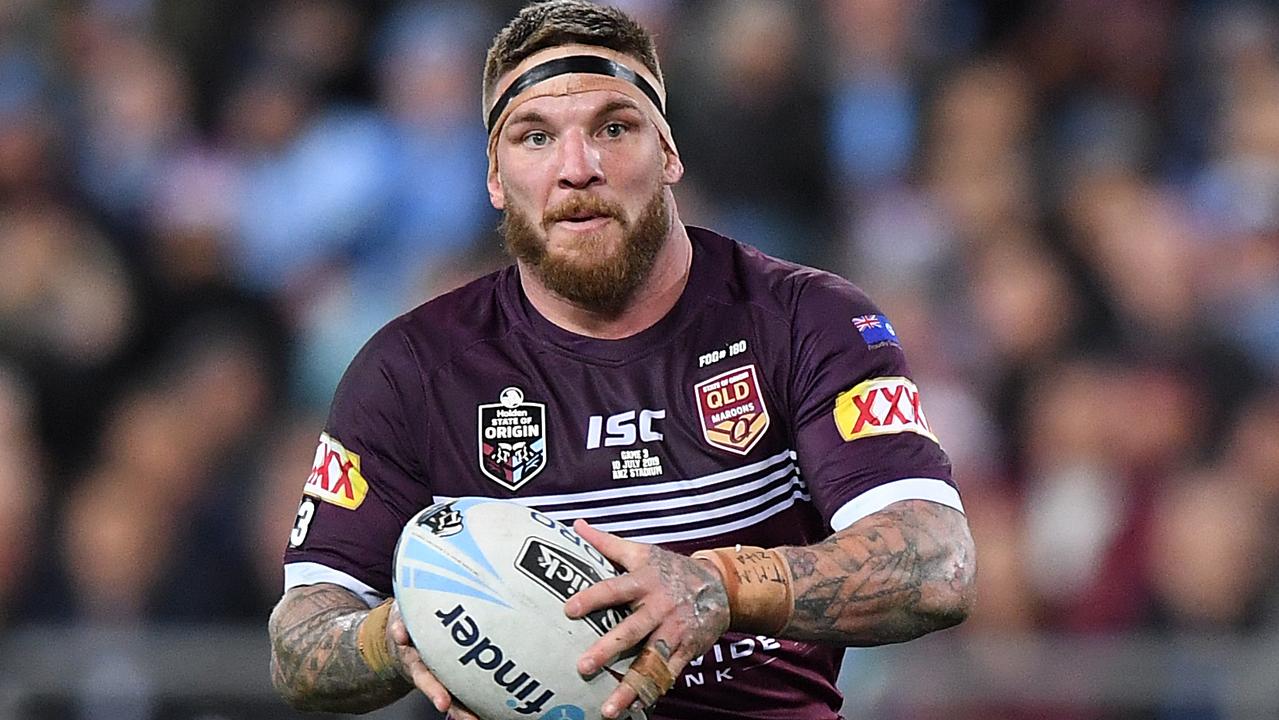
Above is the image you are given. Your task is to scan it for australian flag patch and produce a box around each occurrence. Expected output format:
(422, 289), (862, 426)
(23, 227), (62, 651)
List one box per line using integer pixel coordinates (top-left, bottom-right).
(852, 314), (900, 348)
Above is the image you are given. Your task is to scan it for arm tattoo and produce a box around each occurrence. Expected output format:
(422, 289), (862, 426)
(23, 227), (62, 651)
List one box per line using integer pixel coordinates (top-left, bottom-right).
(268, 583), (413, 712)
(779, 500), (976, 645)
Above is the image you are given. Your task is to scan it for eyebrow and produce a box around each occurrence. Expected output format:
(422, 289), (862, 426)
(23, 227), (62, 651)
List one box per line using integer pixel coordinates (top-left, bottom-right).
(505, 109), (548, 128)
(503, 99), (645, 133)
(596, 99), (643, 118)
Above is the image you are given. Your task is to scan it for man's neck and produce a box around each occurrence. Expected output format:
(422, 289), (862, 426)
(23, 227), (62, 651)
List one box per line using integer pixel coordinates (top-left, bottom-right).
(519, 221), (693, 340)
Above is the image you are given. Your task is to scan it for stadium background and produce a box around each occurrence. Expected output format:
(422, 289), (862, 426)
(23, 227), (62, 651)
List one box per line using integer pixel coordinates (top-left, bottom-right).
(2, 0), (1278, 718)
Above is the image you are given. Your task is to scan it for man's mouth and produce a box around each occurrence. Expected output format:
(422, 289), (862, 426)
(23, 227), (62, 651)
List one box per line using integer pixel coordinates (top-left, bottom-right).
(554, 213), (612, 230)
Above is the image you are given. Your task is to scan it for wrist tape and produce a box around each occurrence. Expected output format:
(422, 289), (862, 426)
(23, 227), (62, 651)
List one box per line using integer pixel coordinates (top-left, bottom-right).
(691, 546), (794, 635)
(357, 599), (400, 681)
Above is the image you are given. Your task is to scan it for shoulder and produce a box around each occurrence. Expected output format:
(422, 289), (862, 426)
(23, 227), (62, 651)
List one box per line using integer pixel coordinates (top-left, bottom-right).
(693, 227), (879, 324)
(368, 265), (518, 372)
(334, 266), (518, 400)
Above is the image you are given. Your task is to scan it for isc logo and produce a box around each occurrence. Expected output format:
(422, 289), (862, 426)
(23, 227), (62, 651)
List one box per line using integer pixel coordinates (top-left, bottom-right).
(585, 409), (665, 450)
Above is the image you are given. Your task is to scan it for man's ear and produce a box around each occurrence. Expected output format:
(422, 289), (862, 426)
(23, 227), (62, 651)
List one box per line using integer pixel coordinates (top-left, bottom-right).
(661, 146), (684, 185)
(487, 164), (505, 209)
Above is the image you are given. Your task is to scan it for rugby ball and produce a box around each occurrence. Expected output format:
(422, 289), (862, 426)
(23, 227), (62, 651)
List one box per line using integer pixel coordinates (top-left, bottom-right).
(393, 497), (644, 720)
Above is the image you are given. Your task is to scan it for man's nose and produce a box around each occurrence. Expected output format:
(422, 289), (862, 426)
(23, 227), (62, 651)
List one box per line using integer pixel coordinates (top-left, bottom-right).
(557, 130), (603, 189)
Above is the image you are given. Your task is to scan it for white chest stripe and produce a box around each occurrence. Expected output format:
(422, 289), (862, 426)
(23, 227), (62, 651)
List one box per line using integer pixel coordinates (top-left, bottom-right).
(501, 447), (796, 507)
(434, 448), (806, 544)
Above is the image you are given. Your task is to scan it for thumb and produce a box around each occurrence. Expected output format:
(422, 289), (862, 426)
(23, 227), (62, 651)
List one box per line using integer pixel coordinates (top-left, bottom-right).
(388, 602), (412, 646)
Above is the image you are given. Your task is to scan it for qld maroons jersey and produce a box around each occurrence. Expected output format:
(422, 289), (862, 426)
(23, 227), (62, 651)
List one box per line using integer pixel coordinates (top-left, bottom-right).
(283, 227), (962, 720)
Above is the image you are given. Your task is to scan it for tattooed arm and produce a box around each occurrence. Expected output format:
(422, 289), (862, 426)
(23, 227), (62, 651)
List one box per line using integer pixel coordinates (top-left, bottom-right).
(565, 500), (974, 718)
(268, 583), (476, 717)
(268, 584), (409, 712)
(779, 499), (976, 645)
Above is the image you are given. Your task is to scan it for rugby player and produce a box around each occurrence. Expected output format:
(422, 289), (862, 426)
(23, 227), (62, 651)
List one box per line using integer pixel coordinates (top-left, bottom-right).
(270, 2), (976, 718)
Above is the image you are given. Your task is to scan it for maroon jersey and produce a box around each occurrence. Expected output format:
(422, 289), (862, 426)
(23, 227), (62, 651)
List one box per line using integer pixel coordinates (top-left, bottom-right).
(284, 227), (961, 720)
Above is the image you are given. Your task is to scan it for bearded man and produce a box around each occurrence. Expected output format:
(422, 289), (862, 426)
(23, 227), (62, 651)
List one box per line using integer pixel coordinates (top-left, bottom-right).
(269, 2), (976, 719)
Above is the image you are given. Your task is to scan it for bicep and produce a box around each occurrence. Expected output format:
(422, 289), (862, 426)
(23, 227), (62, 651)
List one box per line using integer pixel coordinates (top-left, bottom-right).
(828, 499), (974, 570)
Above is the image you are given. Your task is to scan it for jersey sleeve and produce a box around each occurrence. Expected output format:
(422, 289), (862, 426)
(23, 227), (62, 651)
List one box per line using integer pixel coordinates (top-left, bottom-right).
(789, 275), (960, 532)
(282, 320), (434, 605)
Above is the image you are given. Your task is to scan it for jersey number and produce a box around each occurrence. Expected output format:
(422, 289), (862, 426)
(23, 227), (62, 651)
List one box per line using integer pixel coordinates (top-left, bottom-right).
(290, 498), (316, 547)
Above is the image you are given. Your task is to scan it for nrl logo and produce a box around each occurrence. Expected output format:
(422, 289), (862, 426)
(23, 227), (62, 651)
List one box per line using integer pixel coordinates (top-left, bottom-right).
(416, 501), (464, 537)
(478, 386), (547, 491)
(694, 364), (771, 455)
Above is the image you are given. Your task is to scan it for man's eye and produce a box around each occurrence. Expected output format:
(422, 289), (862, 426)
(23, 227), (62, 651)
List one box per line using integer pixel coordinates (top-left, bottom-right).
(603, 122), (627, 138)
(523, 131), (550, 147)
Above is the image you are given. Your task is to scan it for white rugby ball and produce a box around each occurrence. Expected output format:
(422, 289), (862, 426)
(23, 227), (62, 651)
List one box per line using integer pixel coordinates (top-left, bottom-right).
(393, 497), (644, 720)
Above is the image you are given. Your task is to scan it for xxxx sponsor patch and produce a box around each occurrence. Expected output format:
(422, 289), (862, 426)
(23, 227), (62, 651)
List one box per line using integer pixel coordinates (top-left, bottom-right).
(833, 376), (938, 444)
(305, 432), (369, 509)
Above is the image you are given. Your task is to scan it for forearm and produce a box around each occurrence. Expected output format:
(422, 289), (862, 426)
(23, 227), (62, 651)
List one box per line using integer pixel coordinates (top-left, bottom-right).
(778, 500), (976, 645)
(268, 583), (413, 712)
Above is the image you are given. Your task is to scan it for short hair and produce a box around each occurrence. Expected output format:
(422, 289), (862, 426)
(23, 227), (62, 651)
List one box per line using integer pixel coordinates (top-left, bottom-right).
(483, 0), (663, 112)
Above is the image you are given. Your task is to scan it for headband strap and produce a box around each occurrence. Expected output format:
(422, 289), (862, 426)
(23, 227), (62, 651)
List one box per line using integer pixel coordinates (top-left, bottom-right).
(486, 55), (665, 133)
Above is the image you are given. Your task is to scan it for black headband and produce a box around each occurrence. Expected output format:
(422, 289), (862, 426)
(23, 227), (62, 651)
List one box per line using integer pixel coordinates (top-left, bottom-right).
(486, 55), (665, 133)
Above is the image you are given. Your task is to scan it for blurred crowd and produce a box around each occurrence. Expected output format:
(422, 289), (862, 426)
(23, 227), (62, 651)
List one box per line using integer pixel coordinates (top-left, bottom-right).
(1, 0), (1278, 716)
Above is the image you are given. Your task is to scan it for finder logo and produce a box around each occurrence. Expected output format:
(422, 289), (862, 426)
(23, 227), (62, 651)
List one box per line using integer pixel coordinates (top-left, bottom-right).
(435, 604), (556, 715)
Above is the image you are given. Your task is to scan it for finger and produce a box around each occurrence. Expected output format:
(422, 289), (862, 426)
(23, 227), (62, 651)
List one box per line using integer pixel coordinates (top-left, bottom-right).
(611, 639), (677, 719)
(446, 701), (481, 720)
(574, 519), (648, 570)
(601, 680), (640, 720)
(565, 570), (647, 619)
(387, 601), (415, 648)
(397, 644), (451, 713)
(577, 604), (660, 675)
(442, 705), (478, 720)
(389, 616), (412, 646)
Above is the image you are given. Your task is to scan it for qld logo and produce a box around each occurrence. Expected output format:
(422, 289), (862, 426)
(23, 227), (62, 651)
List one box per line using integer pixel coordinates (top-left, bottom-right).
(694, 364), (770, 455)
(478, 387), (547, 491)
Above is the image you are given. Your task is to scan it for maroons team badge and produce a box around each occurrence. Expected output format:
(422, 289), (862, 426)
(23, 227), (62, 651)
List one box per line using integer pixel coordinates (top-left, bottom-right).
(478, 386), (547, 491)
(694, 364), (770, 455)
